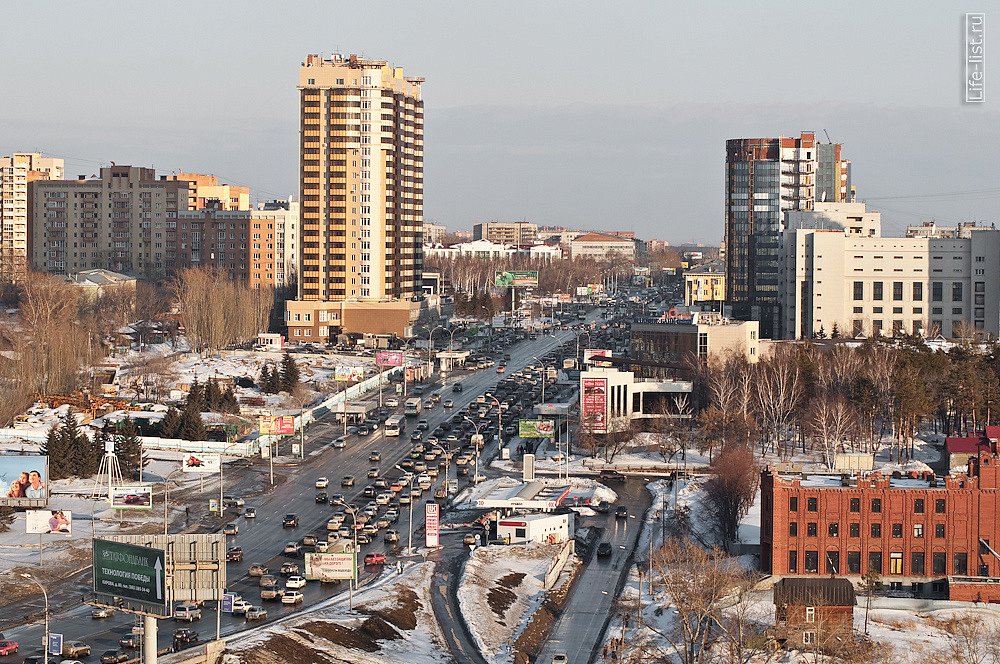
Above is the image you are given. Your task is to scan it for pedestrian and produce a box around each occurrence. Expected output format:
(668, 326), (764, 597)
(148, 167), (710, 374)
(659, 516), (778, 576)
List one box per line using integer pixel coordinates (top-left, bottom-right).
(185, 506), (190, 523)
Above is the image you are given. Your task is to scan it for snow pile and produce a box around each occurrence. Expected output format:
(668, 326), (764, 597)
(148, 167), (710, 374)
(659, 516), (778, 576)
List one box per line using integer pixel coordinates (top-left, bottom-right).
(457, 542), (559, 663)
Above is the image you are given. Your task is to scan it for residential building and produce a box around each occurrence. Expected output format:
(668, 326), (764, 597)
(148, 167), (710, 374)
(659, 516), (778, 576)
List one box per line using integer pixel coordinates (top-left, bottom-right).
(905, 221), (995, 239)
(781, 212), (1000, 340)
(65, 269), (137, 305)
(646, 239), (670, 252)
(166, 173), (251, 211)
(473, 221), (538, 246)
(254, 198), (299, 289)
(423, 239), (562, 261)
(31, 166), (190, 278)
(684, 258), (726, 307)
(725, 132), (842, 338)
(288, 53), (425, 340)
(538, 226), (584, 245)
(569, 232), (636, 261)
(631, 313), (760, 375)
(760, 444), (1000, 601)
(816, 142), (852, 204)
(773, 578), (855, 651)
(169, 209), (253, 283)
(945, 427), (1000, 472)
(422, 221), (448, 244)
(1, 152), (64, 281)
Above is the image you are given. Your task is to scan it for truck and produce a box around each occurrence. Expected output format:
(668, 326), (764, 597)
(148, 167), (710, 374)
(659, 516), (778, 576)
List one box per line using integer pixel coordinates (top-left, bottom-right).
(404, 397), (422, 416)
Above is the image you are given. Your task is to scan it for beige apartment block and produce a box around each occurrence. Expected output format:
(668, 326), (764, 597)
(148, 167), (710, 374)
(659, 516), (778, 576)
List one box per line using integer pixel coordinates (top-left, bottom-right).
(254, 198), (299, 289)
(569, 232), (636, 261)
(1, 152), (64, 281)
(473, 221), (537, 246)
(289, 53), (425, 339)
(167, 173), (251, 210)
(684, 258), (726, 306)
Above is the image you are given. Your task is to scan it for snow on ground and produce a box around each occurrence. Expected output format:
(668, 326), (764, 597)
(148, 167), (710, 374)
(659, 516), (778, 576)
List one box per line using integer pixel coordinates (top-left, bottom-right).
(453, 475), (617, 512)
(223, 561), (449, 664)
(457, 542), (559, 664)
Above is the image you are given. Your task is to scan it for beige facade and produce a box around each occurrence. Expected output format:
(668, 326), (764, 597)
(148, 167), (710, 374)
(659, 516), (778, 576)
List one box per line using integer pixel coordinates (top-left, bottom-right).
(422, 221), (447, 244)
(684, 259), (725, 306)
(254, 198), (299, 289)
(167, 173), (251, 210)
(473, 221), (537, 246)
(631, 314), (761, 372)
(569, 232), (636, 261)
(785, 201), (880, 237)
(1, 152), (64, 281)
(290, 53), (424, 339)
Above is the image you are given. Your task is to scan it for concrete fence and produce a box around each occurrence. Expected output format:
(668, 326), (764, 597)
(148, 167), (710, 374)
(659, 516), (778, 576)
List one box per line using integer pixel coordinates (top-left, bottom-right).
(544, 540), (576, 589)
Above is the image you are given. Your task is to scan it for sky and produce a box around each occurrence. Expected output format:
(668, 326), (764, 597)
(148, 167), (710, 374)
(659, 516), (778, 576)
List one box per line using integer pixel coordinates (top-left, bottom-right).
(1, 1), (996, 243)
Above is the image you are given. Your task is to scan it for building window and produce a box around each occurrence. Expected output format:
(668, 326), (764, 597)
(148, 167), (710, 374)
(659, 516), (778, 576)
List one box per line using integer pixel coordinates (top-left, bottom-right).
(789, 550), (798, 573)
(935, 523), (946, 538)
(853, 281), (864, 300)
(789, 497), (798, 512)
(914, 499), (924, 514)
(955, 553), (968, 575)
(828, 522), (839, 537)
(850, 498), (860, 513)
(807, 522), (818, 537)
(932, 282), (943, 302)
(890, 552), (903, 575)
(913, 282), (923, 301)
(869, 552), (883, 574)
(975, 281), (986, 293)
(805, 606), (815, 624)
(848, 551), (862, 574)
(912, 552), (925, 575)
(789, 522), (798, 536)
(893, 282), (903, 301)
(807, 497), (817, 512)
(871, 523), (882, 538)
(826, 551), (840, 574)
(933, 552), (947, 575)
(892, 523), (903, 538)
(805, 551), (819, 573)
(953, 282), (964, 302)
(850, 522), (860, 537)
(873, 282), (884, 300)
(935, 499), (946, 513)
(871, 499), (882, 513)
(803, 631), (815, 646)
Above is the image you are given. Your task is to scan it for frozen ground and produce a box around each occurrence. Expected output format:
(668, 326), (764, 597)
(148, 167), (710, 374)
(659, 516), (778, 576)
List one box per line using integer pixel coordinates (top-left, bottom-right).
(453, 476), (617, 511)
(223, 561), (450, 664)
(457, 542), (560, 664)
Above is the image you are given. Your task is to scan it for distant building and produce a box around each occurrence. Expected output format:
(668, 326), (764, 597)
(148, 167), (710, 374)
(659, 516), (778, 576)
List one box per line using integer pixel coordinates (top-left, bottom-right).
(254, 198), (299, 289)
(170, 209), (255, 283)
(816, 142), (853, 204)
(905, 221), (995, 239)
(473, 221), (537, 246)
(422, 222), (448, 244)
(646, 239), (670, 252)
(684, 259), (725, 307)
(579, 366), (693, 434)
(423, 239), (562, 261)
(66, 269), (137, 303)
(166, 173), (251, 211)
(631, 313), (760, 370)
(1, 152), (64, 282)
(569, 232), (636, 261)
(497, 512), (574, 545)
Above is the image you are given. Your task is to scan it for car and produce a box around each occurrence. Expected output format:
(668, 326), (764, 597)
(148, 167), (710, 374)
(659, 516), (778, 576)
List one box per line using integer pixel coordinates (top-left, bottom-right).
(0, 641), (17, 656)
(443, 399), (454, 408)
(259, 574), (278, 588)
(398, 494), (411, 506)
(597, 542), (614, 558)
(280, 561), (300, 575)
(172, 629), (199, 646)
(341, 475), (355, 487)
(222, 495), (245, 508)
(599, 470), (627, 484)
(245, 606), (267, 621)
(452, 382), (464, 392)
(281, 591), (304, 605)
(260, 588), (285, 601)
(232, 598), (253, 615)
(367, 467), (380, 479)
(248, 563), (268, 577)
(282, 514), (299, 528)
(399, 458), (415, 470)
(315, 491), (329, 504)
(615, 506), (628, 519)
(593, 501), (611, 514)
(99, 650), (130, 664)
(373, 477), (389, 489)
(302, 533), (319, 546)
(91, 607), (115, 619)
(282, 542), (302, 557)
(244, 507), (257, 518)
(285, 575), (307, 589)
(223, 522), (239, 536)
(463, 533), (479, 545)
(385, 397), (399, 407)
(496, 365), (506, 373)
(356, 533), (373, 545)
(423, 400), (435, 410)
(369, 450), (382, 462)
(315, 540), (330, 552)
(364, 552), (386, 565)
(315, 477), (330, 489)
(226, 546), (244, 562)
(333, 436), (348, 449)
(375, 492), (393, 505)
(384, 530), (400, 543)
(362, 524), (378, 536)
(174, 604), (202, 621)
(552, 654), (569, 664)
(409, 431), (423, 442)
(327, 516), (344, 531)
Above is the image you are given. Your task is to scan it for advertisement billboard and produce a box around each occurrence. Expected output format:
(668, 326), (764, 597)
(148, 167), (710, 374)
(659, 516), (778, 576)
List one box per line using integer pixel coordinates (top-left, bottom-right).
(110, 485), (153, 510)
(583, 349), (612, 366)
(518, 419), (556, 438)
(304, 552), (356, 581)
(182, 452), (221, 474)
(93, 538), (166, 606)
(575, 286), (591, 297)
(375, 350), (404, 367)
(0, 455), (48, 507)
(494, 270), (539, 288)
(558, 293), (572, 302)
(103, 533), (227, 603)
(581, 377), (608, 433)
(425, 502), (441, 548)
(334, 366), (365, 382)
(26, 509), (72, 535)
(259, 416), (294, 436)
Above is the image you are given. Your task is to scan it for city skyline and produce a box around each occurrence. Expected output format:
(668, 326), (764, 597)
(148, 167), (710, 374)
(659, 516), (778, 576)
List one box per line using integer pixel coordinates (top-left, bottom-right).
(1, 1), (996, 242)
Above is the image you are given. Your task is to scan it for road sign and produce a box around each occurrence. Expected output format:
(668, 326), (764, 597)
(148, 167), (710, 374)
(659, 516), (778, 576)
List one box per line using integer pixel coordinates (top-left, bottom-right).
(208, 498), (219, 513)
(221, 593), (235, 613)
(93, 539), (166, 606)
(48, 633), (63, 656)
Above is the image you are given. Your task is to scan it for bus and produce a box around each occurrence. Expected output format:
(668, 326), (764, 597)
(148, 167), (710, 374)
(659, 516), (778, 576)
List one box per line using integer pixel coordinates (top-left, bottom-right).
(385, 416), (405, 436)
(404, 397), (422, 417)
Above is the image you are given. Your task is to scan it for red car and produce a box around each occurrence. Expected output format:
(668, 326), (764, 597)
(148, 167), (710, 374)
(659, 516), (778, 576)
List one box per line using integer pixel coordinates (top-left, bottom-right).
(363, 553), (386, 566)
(0, 640), (18, 655)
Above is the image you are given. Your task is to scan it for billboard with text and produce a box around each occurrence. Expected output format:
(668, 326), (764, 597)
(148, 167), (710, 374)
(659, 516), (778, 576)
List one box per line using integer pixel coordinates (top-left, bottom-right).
(495, 270), (539, 288)
(581, 377), (608, 433)
(425, 502), (441, 548)
(182, 452), (221, 474)
(111, 485), (153, 510)
(376, 350), (403, 367)
(259, 415), (294, 436)
(305, 552), (356, 581)
(0, 455), (48, 507)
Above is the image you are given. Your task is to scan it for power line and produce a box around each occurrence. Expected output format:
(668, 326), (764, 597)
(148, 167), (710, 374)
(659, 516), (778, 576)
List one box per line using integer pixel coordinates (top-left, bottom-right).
(864, 187), (1000, 201)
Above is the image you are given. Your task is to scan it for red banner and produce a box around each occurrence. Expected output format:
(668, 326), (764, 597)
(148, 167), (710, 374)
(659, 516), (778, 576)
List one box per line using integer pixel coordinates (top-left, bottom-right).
(425, 502), (441, 548)
(581, 377), (607, 433)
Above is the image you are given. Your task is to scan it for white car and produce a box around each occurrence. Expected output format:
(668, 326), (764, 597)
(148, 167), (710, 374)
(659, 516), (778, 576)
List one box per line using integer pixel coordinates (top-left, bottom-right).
(285, 575), (307, 589)
(281, 591), (304, 605)
(332, 437), (347, 449)
(315, 540), (330, 552)
(385, 397), (400, 407)
(231, 598), (253, 615)
(375, 492), (393, 505)
(315, 477), (330, 489)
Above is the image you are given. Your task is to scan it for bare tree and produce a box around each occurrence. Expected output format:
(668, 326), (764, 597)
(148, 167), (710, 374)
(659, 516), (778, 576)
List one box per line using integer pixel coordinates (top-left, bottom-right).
(804, 395), (859, 469)
(941, 616), (1000, 664)
(753, 347), (803, 459)
(703, 445), (760, 547)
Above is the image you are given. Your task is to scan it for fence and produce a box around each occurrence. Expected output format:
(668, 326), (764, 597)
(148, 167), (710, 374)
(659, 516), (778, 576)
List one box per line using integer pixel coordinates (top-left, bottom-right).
(544, 540), (576, 589)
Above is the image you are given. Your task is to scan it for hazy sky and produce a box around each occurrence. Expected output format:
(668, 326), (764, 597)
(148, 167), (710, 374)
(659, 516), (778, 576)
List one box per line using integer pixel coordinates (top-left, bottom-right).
(2, 1), (996, 243)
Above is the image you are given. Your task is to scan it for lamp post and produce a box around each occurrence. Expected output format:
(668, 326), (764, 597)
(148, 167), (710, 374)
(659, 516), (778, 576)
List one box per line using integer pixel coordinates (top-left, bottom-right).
(575, 331), (592, 367)
(427, 442), (451, 497)
(333, 500), (359, 609)
(21, 572), (48, 664)
(486, 395), (503, 459)
(394, 465), (418, 556)
(530, 355), (548, 404)
(218, 441), (242, 523)
(162, 468), (185, 537)
(427, 325), (446, 378)
(464, 417), (482, 484)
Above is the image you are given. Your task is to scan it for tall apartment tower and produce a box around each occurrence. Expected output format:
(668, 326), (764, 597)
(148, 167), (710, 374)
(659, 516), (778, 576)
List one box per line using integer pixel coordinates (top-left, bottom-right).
(287, 53), (425, 340)
(0, 152), (64, 281)
(725, 131), (845, 338)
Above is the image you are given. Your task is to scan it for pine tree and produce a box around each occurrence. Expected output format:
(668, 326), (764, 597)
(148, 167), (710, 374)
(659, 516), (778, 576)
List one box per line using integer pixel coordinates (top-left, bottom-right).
(116, 417), (147, 480)
(160, 406), (182, 439)
(279, 352), (300, 393)
(831, 322), (842, 339)
(259, 364), (271, 391)
(57, 411), (94, 477)
(42, 422), (73, 480)
(205, 379), (222, 411)
(188, 380), (205, 411)
(220, 386), (240, 414)
(179, 401), (207, 441)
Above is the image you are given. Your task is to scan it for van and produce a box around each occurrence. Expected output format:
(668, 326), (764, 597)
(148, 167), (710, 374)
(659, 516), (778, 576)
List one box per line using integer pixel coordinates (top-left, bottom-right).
(174, 604), (202, 622)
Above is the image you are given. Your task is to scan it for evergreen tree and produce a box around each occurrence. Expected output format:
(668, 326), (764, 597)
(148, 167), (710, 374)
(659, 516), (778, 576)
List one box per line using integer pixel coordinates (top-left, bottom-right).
(179, 401), (207, 441)
(42, 422), (73, 480)
(279, 352), (300, 393)
(831, 322), (842, 339)
(0, 507), (14, 533)
(160, 406), (182, 439)
(188, 380), (205, 411)
(220, 386), (240, 414)
(116, 417), (147, 480)
(205, 379), (222, 411)
(259, 364), (271, 391)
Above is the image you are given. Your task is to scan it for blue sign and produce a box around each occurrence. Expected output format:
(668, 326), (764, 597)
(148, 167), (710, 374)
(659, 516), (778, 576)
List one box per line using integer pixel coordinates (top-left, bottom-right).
(221, 593), (235, 613)
(48, 633), (63, 656)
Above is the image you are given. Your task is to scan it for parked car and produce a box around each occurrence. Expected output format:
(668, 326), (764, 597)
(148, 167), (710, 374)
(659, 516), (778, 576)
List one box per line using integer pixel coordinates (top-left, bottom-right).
(223, 522), (239, 535)
(245, 606), (267, 621)
(99, 650), (130, 664)
(282, 514), (299, 528)
(248, 563), (268, 577)
(0, 641), (17, 656)
(280, 591), (304, 605)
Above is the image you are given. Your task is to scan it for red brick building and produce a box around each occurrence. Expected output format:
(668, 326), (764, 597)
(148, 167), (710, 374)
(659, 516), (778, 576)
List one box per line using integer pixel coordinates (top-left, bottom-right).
(762, 444), (1000, 601)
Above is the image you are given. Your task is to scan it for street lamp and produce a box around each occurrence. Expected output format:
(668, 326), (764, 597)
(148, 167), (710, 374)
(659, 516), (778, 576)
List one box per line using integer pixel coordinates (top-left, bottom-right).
(218, 440), (243, 523)
(21, 572), (48, 664)
(530, 355), (549, 404)
(332, 500), (359, 609)
(427, 325), (446, 377)
(464, 417), (482, 484)
(162, 467), (185, 537)
(394, 464), (418, 556)
(427, 442), (451, 497)
(575, 330), (592, 367)
(486, 395), (503, 459)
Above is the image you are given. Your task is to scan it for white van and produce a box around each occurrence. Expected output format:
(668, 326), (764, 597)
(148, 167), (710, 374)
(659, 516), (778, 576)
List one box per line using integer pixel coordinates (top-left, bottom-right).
(174, 604), (202, 621)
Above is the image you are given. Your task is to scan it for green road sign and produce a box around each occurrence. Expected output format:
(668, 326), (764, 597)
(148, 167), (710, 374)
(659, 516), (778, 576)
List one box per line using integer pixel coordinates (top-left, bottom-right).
(93, 538), (166, 606)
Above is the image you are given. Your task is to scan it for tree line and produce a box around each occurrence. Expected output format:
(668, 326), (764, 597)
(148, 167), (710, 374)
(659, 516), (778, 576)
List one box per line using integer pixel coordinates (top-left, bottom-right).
(42, 412), (147, 480)
(171, 267), (274, 354)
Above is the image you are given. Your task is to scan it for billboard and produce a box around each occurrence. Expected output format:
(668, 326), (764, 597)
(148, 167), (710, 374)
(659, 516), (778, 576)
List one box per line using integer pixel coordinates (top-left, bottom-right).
(26, 509), (73, 535)
(425, 502), (441, 548)
(581, 377), (608, 433)
(0, 455), (48, 507)
(182, 452), (221, 474)
(111, 485), (153, 510)
(558, 293), (572, 303)
(518, 419), (556, 438)
(104, 533), (227, 602)
(93, 538), (166, 606)
(575, 286), (591, 297)
(494, 270), (539, 288)
(334, 366), (365, 382)
(259, 416), (294, 436)
(583, 349), (612, 366)
(304, 552), (356, 581)
(376, 350), (404, 367)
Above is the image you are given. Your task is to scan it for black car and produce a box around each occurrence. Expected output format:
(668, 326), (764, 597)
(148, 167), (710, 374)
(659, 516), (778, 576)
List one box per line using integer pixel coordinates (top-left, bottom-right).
(596, 542), (613, 558)
(282, 514), (299, 528)
(118, 633), (142, 649)
(315, 492), (328, 504)
(600, 470), (627, 484)
(615, 506), (628, 519)
(226, 546), (244, 562)
(173, 628), (200, 649)
(452, 382), (464, 392)
(100, 650), (130, 664)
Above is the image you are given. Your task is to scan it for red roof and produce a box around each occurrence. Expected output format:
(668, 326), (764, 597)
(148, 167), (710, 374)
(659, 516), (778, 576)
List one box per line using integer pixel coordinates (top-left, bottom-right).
(946, 436), (990, 454)
(986, 426), (1000, 441)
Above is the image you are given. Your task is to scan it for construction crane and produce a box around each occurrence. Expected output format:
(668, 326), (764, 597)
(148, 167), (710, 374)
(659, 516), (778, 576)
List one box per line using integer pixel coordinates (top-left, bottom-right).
(823, 129), (833, 144)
